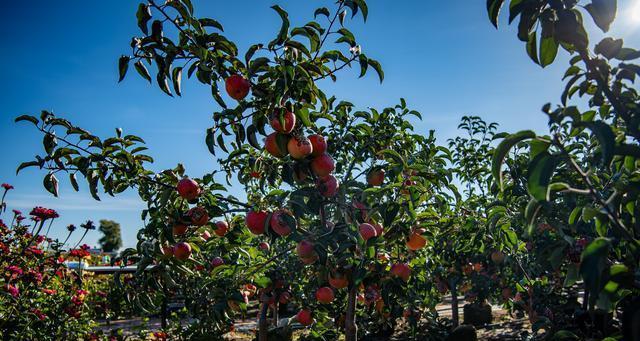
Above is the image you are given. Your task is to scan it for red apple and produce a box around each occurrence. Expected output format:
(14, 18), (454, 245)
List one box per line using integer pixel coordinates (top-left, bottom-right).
(225, 74), (250, 100)
(296, 309), (313, 326)
(270, 109), (296, 133)
(186, 207), (209, 226)
(270, 209), (295, 236)
(391, 263), (411, 282)
(173, 242), (192, 261)
(265, 133), (288, 158)
(177, 178), (201, 201)
(214, 221), (229, 237)
(316, 287), (335, 304)
(173, 223), (188, 236)
(287, 136), (313, 159)
(246, 210), (269, 235)
(310, 154), (335, 177)
(211, 257), (224, 268)
(316, 175), (339, 197)
(279, 291), (291, 304)
(359, 223), (377, 241)
(258, 242), (270, 251)
(308, 134), (327, 157)
(367, 169), (385, 186)
(296, 240), (315, 258)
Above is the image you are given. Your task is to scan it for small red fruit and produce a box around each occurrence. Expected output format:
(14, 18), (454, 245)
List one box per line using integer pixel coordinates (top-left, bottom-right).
(258, 242), (270, 251)
(359, 223), (377, 241)
(367, 169), (385, 187)
(201, 230), (212, 240)
(296, 240), (315, 258)
(329, 274), (349, 289)
(246, 210), (269, 235)
(287, 136), (313, 159)
(296, 309), (313, 326)
(372, 222), (384, 236)
(270, 209), (295, 236)
(161, 245), (174, 256)
(225, 74), (250, 100)
(391, 263), (411, 282)
(177, 178), (201, 201)
(316, 287), (335, 304)
(308, 134), (327, 157)
(211, 257), (224, 268)
(317, 175), (339, 197)
(187, 207), (209, 226)
(310, 154), (335, 177)
(214, 221), (229, 237)
(406, 232), (427, 251)
(173, 242), (192, 261)
(270, 109), (296, 133)
(265, 133), (288, 158)
(173, 223), (188, 236)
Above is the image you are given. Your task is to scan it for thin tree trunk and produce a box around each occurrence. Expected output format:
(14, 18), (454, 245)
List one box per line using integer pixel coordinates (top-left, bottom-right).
(258, 295), (269, 341)
(451, 281), (459, 328)
(345, 285), (358, 341)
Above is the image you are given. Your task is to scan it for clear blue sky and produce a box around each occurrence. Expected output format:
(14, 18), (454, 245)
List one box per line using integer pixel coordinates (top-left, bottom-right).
(1, 1), (639, 249)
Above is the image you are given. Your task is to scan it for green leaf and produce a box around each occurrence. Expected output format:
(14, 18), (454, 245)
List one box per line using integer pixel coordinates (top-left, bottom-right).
(16, 161), (41, 174)
(205, 128), (216, 156)
(585, 0), (617, 33)
(134, 60), (152, 83)
(367, 59), (384, 83)
(352, 0), (368, 21)
(156, 72), (172, 97)
(246, 124), (261, 150)
(492, 130), (536, 191)
(595, 37), (623, 59)
(551, 330), (580, 340)
(314, 7), (330, 19)
(580, 237), (611, 307)
(69, 173), (79, 192)
(245, 44), (263, 65)
(198, 18), (224, 31)
(118, 55), (130, 82)
(43, 173), (59, 197)
(172, 67), (183, 96)
(527, 151), (560, 202)
(14, 115), (39, 125)
(539, 35), (558, 67)
(582, 121), (615, 166)
(270, 5), (290, 46)
(526, 31), (539, 65)
(487, 0), (506, 28)
(136, 3), (152, 35)
(524, 198), (541, 236)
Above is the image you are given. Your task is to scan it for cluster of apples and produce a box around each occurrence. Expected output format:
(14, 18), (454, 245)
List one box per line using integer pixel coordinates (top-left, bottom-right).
(162, 178), (219, 261)
(263, 109), (339, 198)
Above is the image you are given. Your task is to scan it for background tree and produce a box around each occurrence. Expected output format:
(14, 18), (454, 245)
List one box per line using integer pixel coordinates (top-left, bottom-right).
(98, 219), (122, 252)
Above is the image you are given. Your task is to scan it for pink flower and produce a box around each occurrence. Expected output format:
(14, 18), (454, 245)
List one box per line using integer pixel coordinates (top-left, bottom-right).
(1, 183), (14, 190)
(29, 207), (59, 221)
(6, 284), (19, 297)
(12, 210), (21, 215)
(30, 308), (46, 320)
(5, 266), (23, 276)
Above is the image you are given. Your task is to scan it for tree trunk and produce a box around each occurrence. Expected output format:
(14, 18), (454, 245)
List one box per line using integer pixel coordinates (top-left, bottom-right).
(258, 295), (269, 341)
(345, 285), (358, 341)
(451, 281), (459, 328)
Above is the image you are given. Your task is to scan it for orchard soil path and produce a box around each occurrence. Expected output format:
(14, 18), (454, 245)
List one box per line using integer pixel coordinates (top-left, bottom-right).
(97, 296), (531, 340)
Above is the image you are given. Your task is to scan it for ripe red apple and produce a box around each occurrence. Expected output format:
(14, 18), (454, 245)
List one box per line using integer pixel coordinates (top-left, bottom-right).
(391, 263), (411, 282)
(329, 274), (349, 289)
(310, 154), (335, 177)
(296, 309), (313, 326)
(246, 210), (268, 235)
(225, 74), (250, 100)
(173, 242), (192, 261)
(372, 222), (384, 236)
(173, 223), (188, 236)
(186, 207), (209, 226)
(300, 253), (318, 265)
(406, 232), (427, 251)
(176, 178), (201, 201)
(201, 230), (212, 240)
(270, 209), (295, 236)
(367, 169), (385, 186)
(316, 287), (335, 304)
(265, 133), (288, 158)
(316, 175), (339, 197)
(214, 221), (229, 237)
(308, 134), (327, 157)
(296, 240), (315, 258)
(287, 136), (313, 159)
(161, 245), (174, 256)
(211, 257), (224, 268)
(258, 241), (270, 251)
(270, 109), (296, 133)
(359, 223), (377, 241)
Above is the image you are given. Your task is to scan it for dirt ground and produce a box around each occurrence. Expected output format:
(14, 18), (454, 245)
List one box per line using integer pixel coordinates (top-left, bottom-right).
(98, 297), (531, 340)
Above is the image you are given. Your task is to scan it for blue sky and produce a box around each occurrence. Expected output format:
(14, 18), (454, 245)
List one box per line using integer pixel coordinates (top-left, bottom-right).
(1, 1), (639, 249)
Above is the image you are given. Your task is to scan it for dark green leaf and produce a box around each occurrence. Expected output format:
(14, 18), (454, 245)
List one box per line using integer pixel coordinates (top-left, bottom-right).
(492, 130), (536, 191)
(43, 173), (59, 197)
(585, 0), (617, 33)
(118, 55), (130, 82)
(527, 151), (560, 202)
(487, 0), (506, 28)
(136, 3), (152, 35)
